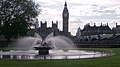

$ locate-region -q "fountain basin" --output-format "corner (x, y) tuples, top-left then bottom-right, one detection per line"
(0, 49), (113, 59)
(34, 46), (52, 55)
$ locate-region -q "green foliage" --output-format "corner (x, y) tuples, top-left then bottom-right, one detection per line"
(0, 0), (40, 41)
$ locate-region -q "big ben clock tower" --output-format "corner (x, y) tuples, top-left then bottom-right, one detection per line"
(62, 1), (69, 33)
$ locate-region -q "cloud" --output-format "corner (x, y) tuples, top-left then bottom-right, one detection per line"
(92, 10), (116, 14)
(78, 4), (120, 20)
(79, 14), (120, 20)
(104, 10), (116, 13)
(92, 10), (103, 13)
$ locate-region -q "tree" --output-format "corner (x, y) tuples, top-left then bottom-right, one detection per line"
(0, 0), (40, 42)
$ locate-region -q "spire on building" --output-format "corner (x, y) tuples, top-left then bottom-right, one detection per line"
(94, 23), (96, 27)
(56, 20), (58, 26)
(64, 1), (68, 10)
(107, 23), (108, 26)
(64, 1), (67, 6)
(116, 23), (117, 27)
(34, 18), (39, 28)
(100, 23), (102, 27)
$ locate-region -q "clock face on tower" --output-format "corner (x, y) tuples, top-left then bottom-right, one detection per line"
(64, 13), (68, 17)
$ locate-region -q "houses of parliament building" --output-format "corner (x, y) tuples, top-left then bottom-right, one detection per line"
(33, 2), (71, 38)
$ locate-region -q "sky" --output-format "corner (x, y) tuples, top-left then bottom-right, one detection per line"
(35, 0), (120, 36)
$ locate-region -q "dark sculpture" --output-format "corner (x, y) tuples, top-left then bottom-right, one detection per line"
(34, 42), (53, 55)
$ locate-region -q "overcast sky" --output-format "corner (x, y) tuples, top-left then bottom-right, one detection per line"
(35, 0), (120, 36)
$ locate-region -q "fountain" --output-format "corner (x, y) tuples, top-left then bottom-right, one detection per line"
(0, 32), (113, 59)
(11, 32), (76, 55)
(33, 32), (76, 55)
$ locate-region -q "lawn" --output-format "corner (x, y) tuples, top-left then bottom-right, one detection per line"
(0, 48), (120, 67)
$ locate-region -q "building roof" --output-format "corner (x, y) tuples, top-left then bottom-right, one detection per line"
(83, 24), (111, 31)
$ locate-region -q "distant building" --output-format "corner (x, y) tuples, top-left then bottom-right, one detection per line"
(60, 1), (71, 37)
(82, 23), (112, 36)
(35, 21), (59, 38)
(34, 1), (71, 39)
(34, 18), (39, 28)
(63, 1), (69, 33)
(116, 23), (120, 34)
(76, 23), (113, 40)
(76, 27), (81, 39)
(75, 23), (120, 45)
